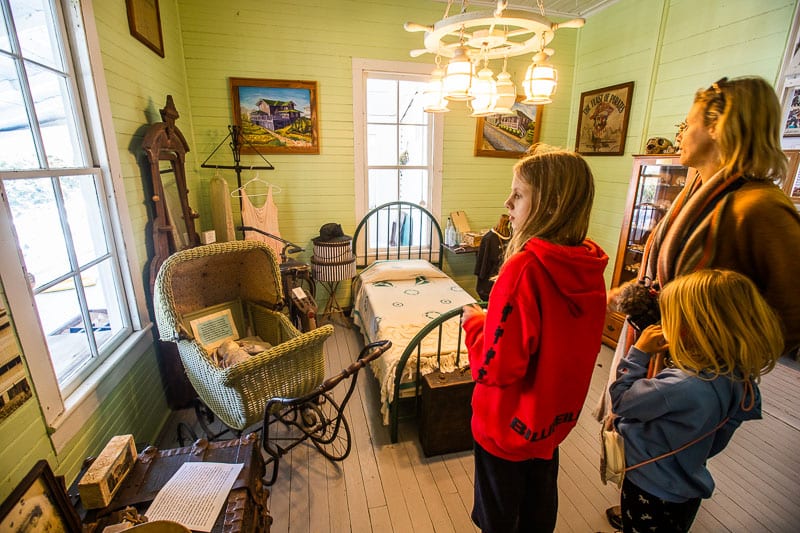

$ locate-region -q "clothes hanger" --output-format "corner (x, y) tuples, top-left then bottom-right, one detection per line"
(230, 170), (282, 197)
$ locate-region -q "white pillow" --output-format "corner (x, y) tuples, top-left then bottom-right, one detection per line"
(357, 259), (448, 284)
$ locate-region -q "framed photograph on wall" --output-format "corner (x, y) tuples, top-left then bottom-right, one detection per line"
(125, 0), (165, 57)
(575, 81), (634, 156)
(0, 460), (81, 532)
(474, 99), (543, 158)
(782, 86), (800, 137)
(229, 78), (320, 154)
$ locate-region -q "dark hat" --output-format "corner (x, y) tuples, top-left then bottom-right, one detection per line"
(313, 222), (352, 244)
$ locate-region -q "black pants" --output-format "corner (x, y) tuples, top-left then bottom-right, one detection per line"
(472, 442), (559, 533)
(621, 476), (701, 532)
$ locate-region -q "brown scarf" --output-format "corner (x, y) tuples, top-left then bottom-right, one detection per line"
(641, 169), (745, 286)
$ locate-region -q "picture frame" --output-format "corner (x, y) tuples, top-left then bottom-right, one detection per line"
(474, 98), (543, 158)
(0, 460), (81, 532)
(125, 0), (165, 58)
(575, 81), (634, 156)
(229, 78), (320, 154)
(182, 300), (244, 349)
(782, 86), (800, 137)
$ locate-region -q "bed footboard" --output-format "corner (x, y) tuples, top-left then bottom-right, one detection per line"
(388, 301), (488, 443)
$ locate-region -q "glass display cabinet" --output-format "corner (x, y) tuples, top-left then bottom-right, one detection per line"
(603, 155), (693, 348)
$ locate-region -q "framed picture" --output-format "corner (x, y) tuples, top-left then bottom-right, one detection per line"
(782, 86), (800, 137)
(125, 0), (164, 58)
(474, 99), (543, 158)
(0, 460), (81, 532)
(575, 81), (634, 156)
(229, 78), (320, 154)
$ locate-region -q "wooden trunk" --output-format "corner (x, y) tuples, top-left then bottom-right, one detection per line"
(76, 434), (271, 532)
(419, 368), (475, 457)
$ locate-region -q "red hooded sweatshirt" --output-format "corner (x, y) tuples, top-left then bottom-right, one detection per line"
(463, 237), (608, 462)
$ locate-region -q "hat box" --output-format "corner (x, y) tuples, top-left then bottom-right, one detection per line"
(311, 256), (356, 282)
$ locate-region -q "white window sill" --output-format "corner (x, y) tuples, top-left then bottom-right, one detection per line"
(47, 324), (156, 452)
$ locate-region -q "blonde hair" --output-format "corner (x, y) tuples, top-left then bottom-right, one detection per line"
(659, 269), (783, 381)
(506, 150), (594, 258)
(694, 76), (787, 182)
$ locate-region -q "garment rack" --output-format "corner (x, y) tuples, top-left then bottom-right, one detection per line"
(200, 124), (275, 192)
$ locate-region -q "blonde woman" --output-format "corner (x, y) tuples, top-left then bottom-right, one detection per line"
(600, 75), (800, 528)
(609, 269), (783, 532)
(461, 151), (608, 532)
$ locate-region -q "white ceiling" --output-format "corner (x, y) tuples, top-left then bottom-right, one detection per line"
(432, 0), (621, 19)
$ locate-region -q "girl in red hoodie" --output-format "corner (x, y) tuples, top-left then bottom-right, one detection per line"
(462, 150), (609, 532)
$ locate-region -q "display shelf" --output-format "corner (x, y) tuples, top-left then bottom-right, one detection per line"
(604, 154), (694, 348)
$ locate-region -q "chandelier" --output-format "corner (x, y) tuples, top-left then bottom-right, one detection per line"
(406, 1), (584, 114)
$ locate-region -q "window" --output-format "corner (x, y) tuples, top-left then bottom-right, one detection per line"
(0, 0), (146, 444)
(352, 59), (443, 247)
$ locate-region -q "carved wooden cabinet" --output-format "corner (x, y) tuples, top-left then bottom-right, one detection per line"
(603, 155), (694, 348)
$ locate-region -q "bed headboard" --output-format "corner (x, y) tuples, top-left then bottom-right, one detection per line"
(352, 201), (443, 269)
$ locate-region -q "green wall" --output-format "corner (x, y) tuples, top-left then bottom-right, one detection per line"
(574, 0), (797, 284)
(0, 0), (795, 502)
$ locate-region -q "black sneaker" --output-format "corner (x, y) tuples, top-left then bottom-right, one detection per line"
(606, 505), (623, 530)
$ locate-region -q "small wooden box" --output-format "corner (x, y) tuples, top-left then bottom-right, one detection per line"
(419, 368), (475, 457)
(78, 434), (137, 509)
(462, 232), (483, 247)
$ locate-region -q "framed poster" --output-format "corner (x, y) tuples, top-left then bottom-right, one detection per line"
(125, 0), (164, 57)
(575, 81), (634, 155)
(474, 99), (543, 158)
(229, 78), (320, 154)
(0, 460), (81, 532)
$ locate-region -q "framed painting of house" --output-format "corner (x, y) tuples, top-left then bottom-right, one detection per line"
(229, 78), (320, 154)
(474, 99), (543, 158)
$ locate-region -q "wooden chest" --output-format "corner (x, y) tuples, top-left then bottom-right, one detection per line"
(77, 434), (271, 532)
(419, 368), (475, 457)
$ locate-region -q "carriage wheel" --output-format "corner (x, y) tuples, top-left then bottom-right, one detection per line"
(194, 399), (217, 439)
(176, 422), (198, 447)
(300, 393), (352, 461)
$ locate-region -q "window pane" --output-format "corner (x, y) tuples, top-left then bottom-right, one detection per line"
(37, 276), (90, 383)
(62, 174), (109, 265)
(10, 0), (64, 70)
(0, 6), (11, 52)
(399, 169), (427, 204)
(0, 56), (38, 169)
(368, 168), (398, 208)
(366, 78), (397, 123)
(4, 177), (71, 285)
(367, 124), (397, 165)
(399, 81), (425, 124)
(83, 261), (125, 353)
(399, 125), (428, 166)
(26, 63), (84, 167)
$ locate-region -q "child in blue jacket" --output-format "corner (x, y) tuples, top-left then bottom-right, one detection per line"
(610, 269), (784, 532)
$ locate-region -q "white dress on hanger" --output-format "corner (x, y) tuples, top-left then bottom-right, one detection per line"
(241, 185), (282, 259)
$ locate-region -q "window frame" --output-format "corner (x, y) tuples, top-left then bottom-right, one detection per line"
(352, 58), (444, 225)
(0, 0), (151, 452)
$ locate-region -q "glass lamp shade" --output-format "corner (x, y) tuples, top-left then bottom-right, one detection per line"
(423, 67), (449, 113)
(522, 62), (557, 104)
(492, 70), (517, 114)
(469, 66), (497, 117)
(443, 46), (475, 101)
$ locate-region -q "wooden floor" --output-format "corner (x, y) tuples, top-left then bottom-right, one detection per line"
(158, 322), (800, 532)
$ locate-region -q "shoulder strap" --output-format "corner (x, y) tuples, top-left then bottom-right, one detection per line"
(625, 416), (729, 472)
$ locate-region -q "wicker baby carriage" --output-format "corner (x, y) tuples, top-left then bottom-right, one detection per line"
(153, 240), (389, 484)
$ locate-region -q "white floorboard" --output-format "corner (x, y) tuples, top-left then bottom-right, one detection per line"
(158, 322), (800, 532)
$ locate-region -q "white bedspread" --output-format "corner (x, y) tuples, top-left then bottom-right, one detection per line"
(351, 260), (476, 424)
